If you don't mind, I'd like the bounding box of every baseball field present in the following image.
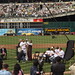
[0,35,75,75]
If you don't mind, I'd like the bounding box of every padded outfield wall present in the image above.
[43,22,75,35]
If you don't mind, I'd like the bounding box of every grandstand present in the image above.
[0,2,75,19]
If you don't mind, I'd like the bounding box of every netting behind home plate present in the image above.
[0,2,75,75]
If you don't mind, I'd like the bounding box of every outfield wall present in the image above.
[0,22,75,35]
[43,22,75,34]
[0,28,43,36]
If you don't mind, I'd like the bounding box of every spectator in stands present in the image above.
[12,63,24,75]
[0,46,7,60]
[0,2,74,18]
[51,56,65,75]
[0,64,11,75]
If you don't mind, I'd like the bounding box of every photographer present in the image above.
[0,56,3,70]
[38,56,44,75]
[30,59,40,75]
[30,57,44,75]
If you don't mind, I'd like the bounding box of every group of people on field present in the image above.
[0,42,75,75]
[30,46,65,75]
[30,56,65,75]
[42,46,65,63]
[16,39,32,63]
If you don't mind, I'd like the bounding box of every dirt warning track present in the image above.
[0,43,66,49]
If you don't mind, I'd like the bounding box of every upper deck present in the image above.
[0,2,75,22]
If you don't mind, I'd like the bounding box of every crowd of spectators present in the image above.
[0,0,42,3]
[0,2,75,18]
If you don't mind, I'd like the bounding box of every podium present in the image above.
[27,45,32,61]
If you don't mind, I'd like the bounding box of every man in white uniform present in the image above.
[24,39,30,61]
[20,39,27,62]
[54,46,60,54]
[45,48,54,62]
[58,48,64,58]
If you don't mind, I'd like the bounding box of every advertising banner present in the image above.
[0,18,43,23]
[45,28,70,32]
[17,28,43,35]
[0,18,33,23]
[33,19,43,22]
[0,29,15,36]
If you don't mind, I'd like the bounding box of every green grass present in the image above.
[0,35,75,74]
[0,35,75,44]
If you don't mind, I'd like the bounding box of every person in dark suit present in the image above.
[27,40,32,61]
[0,57,3,70]
[16,39,22,60]
[30,59,39,75]
[51,56,65,75]
[0,46,7,60]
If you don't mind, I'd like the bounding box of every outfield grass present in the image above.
[0,35,75,74]
[0,35,75,44]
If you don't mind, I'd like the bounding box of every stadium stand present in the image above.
[0,2,75,19]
